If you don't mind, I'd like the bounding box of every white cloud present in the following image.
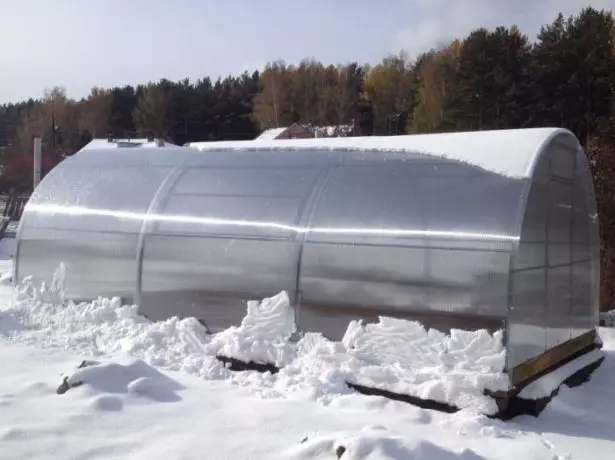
[394,0,614,58]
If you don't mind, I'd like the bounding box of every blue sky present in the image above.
[0,0,611,103]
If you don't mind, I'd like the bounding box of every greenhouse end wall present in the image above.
[506,131,600,369]
[13,128,600,376]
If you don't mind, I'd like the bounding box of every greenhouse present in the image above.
[14,127,600,387]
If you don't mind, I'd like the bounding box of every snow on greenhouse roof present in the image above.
[187,128,572,179]
[79,138,179,152]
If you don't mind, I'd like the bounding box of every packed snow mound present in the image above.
[0,267,509,414]
[60,358,185,403]
[343,319,509,411]
[250,319,509,414]
[281,425,485,459]
[601,310,615,327]
[206,291,297,367]
[2,271,227,379]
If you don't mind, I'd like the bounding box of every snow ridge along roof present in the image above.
[187,127,571,179]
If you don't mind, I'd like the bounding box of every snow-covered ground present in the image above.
[0,238,614,459]
[601,309,615,327]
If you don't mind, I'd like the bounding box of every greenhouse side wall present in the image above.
[135,145,527,338]
[14,149,177,302]
[507,132,600,372]
[16,139,531,343]
[137,149,336,330]
[292,150,524,340]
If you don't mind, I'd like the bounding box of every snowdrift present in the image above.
[0,265,604,418]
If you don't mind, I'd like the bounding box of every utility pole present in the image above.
[51,110,56,150]
[33,137,42,191]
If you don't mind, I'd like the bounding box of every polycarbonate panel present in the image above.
[547,264,573,347]
[18,227,139,301]
[15,149,173,300]
[549,139,575,180]
[173,167,318,197]
[508,268,546,367]
[508,141,554,368]
[300,152,521,339]
[508,132,599,370]
[138,150,334,331]
[548,180,573,267]
[299,244,429,317]
[572,261,595,335]
[156,194,301,238]
[139,235,298,331]
[570,144,601,334]
[21,164,170,233]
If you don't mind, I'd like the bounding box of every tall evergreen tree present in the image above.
[532,8,615,142]
[455,26,533,130]
[109,86,137,138]
[133,83,167,138]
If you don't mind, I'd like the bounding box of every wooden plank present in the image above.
[510,329,597,387]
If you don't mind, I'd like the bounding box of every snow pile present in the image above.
[250,319,509,415]
[346,320,509,406]
[1,268,227,379]
[205,291,297,367]
[281,425,485,460]
[601,310,615,327]
[60,358,185,404]
[1,340,588,460]
[0,267,509,414]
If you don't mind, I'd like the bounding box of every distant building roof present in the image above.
[255,127,289,140]
[255,123,355,141]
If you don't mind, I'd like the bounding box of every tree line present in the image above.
[1,6,615,308]
[1,7,613,151]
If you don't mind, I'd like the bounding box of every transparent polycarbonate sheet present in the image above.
[138,150,335,332]
[572,261,595,336]
[18,226,140,300]
[507,267,547,367]
[571,145,601,334]
[139,235,299,331]
[15,149,174,301]
[508,140,556,368]
[300,152,520,339]
[507,132,600,370]
[15,130,600,361]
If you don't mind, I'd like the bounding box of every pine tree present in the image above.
[533,8,615,142]
[132,83,167,139]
